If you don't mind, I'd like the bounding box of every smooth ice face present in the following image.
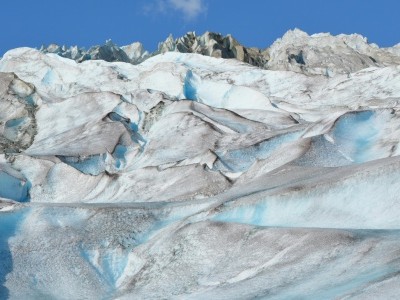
[1,30,400,299]
[0,170,29,202]
[330,109,400,162]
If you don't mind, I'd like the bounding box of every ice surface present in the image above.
[0,208,27,299]
[0,170,29,202]
[1,30,400,299]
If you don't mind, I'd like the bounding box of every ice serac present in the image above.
[267,28,400,75]
[41,31,269,68]
[39,30,400,76]
[1,30,400,299]
[156,31,269,67]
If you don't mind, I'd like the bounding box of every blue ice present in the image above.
[126,113,146,146]
[4,118,30,142]
[59,155,106,176]
[5,118,26,128]
[109,111,146,146]
[107,112,130,124]
[130,132,146,147]
[112,106,139,130]
[101,251,129,287]
[128,121,138,133]
[24,95,36,106]
[80,247,129,293]
[213,202,268,226]
[214,131,302,172]
[332,110,379,163]
[0,171,30,202]
[113,145,128,169]
[0,208,28,298]
[135,220,172,245]
[303,266,398,299]
[41,69,55,85]
[183,70,198,100]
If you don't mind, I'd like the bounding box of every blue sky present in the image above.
[0,0,399,56]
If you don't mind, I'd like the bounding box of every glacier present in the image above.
[1,29,400,299]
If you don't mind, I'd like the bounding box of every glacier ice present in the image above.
[1,30,400,299]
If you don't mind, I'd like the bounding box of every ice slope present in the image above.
[1,30,400,299]
[3,205,400,299]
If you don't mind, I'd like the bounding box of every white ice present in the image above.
[1,30,400,299]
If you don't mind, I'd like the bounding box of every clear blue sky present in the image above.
[1,0,399,56]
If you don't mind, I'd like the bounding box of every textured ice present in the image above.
[0,208,27,298]
[1,30,400,299]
